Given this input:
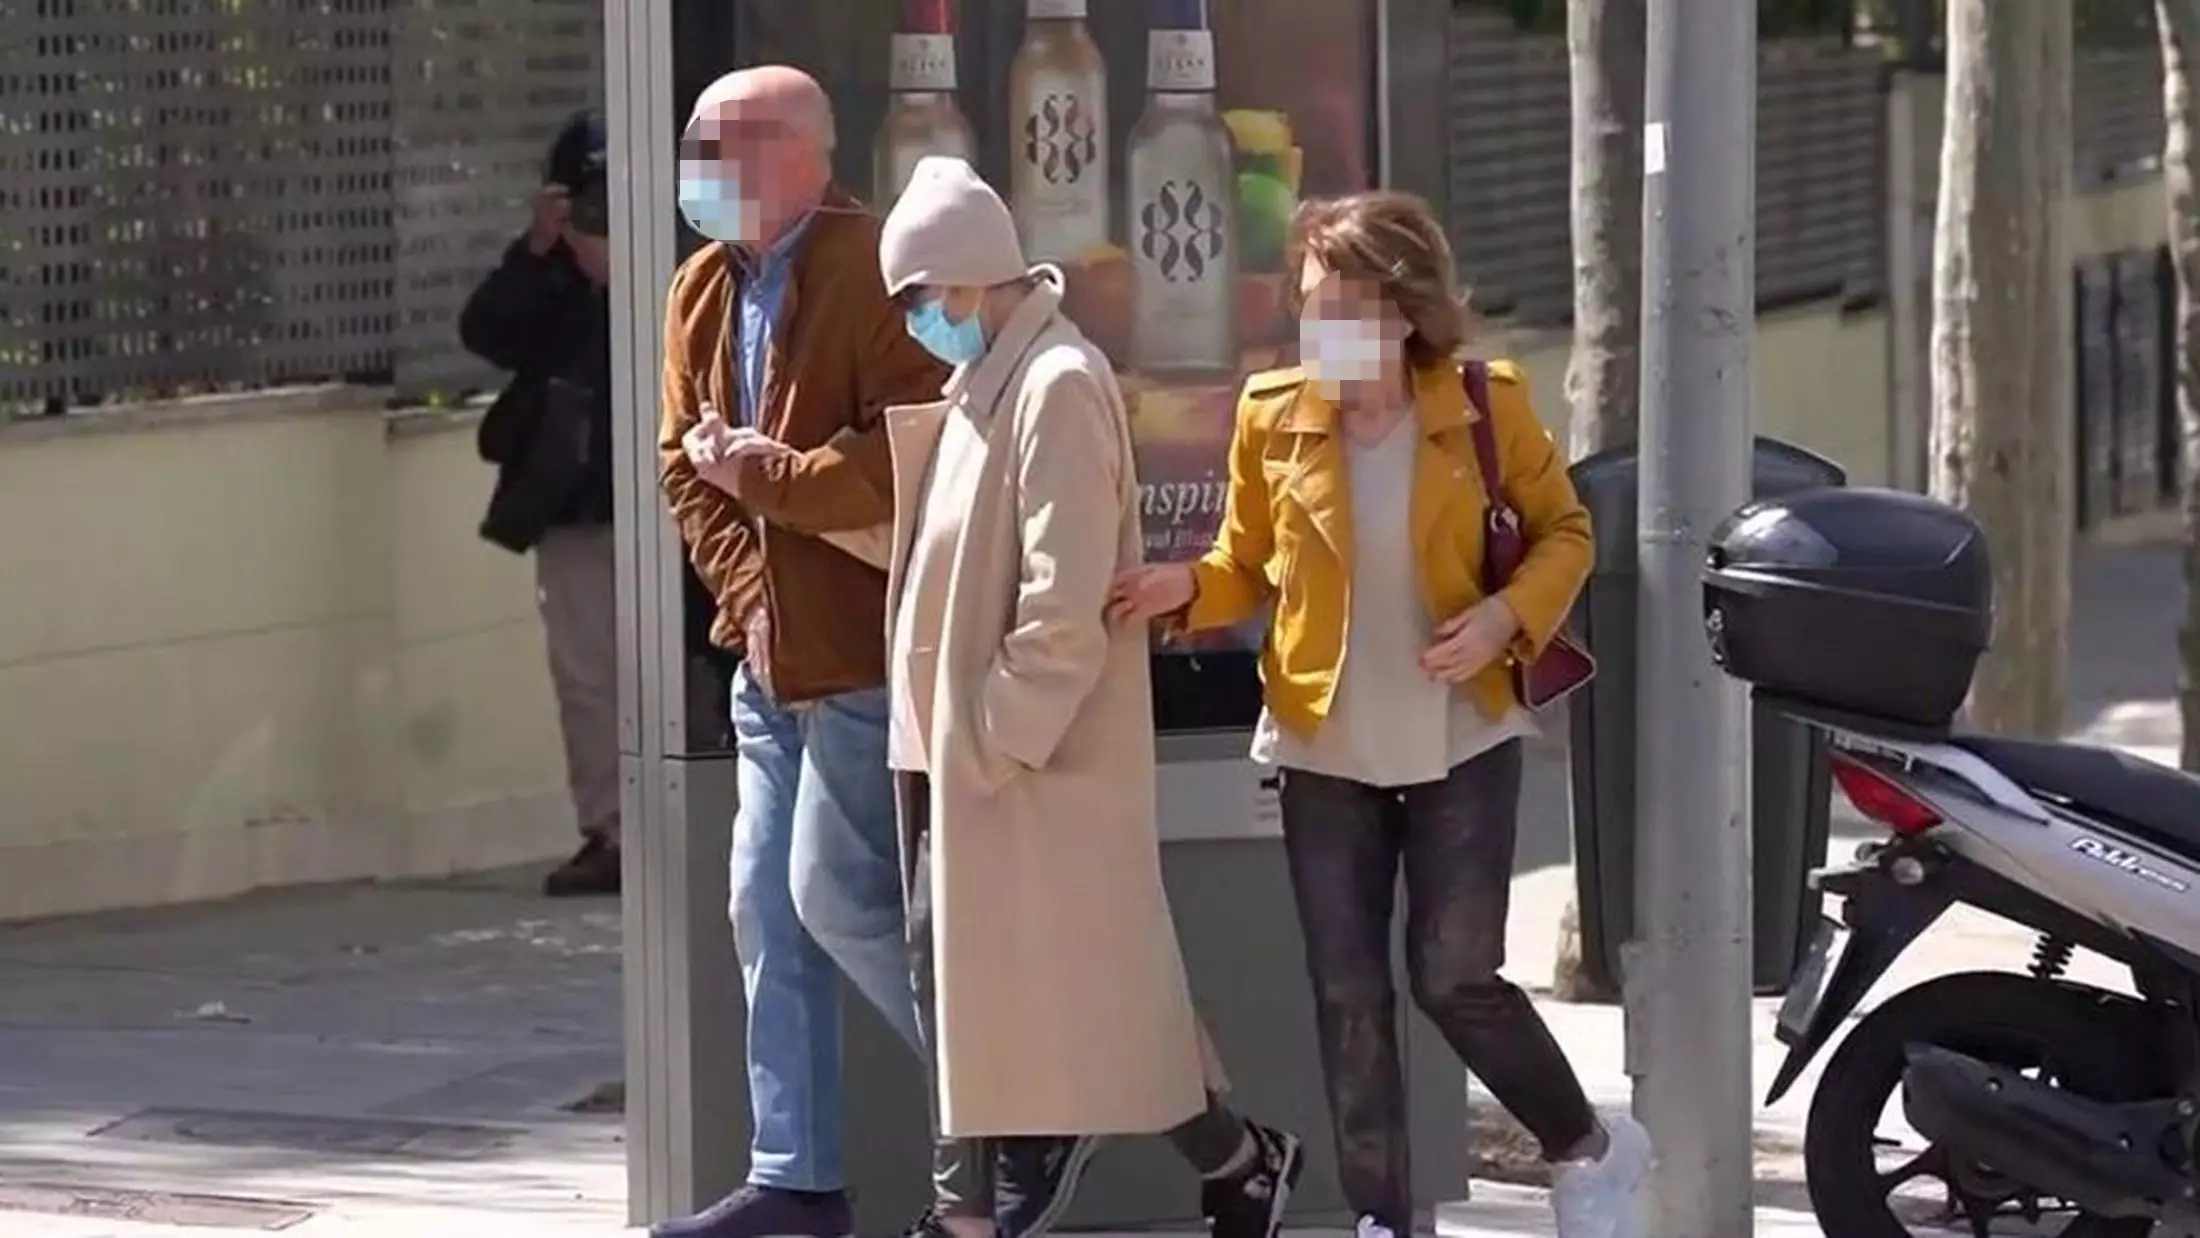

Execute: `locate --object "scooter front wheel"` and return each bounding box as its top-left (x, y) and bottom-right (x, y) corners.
top-left (1804, 970), bottom-right (2160, 1238)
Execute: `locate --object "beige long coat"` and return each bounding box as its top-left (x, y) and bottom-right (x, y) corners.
top-left (879, 274), bottom-right (1219, 1138)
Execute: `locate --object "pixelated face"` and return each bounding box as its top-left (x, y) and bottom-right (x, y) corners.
top-left (1296, 254), bottom-right (1407, 389)
top-left (677, 109), bottom-right (823, 244)
top-left (679, 113), bottom-right (793, 174)
top-left (1296, 254), bottom-right (1406, 347)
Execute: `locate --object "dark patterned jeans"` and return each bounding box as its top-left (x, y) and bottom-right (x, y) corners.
top-left (896, 774), bottom-right (1251, 1217)
top-left (1277, 741), bottom-right (1597, 1233)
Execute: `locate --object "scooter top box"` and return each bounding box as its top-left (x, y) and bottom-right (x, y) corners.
top-left (1701, 486), bottom-right (1993, 734)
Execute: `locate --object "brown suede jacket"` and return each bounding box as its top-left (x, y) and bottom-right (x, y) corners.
top-left (659, 197), bottom-right (950, 703)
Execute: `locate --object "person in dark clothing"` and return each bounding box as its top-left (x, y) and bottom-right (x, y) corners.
top-left (459, 110), bottom-right (625, 898)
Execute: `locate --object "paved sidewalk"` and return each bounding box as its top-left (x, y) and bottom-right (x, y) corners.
top-left (0, 873), bottom-right (1829, 1238)
top-left (0, 542), bottom-right (2180, 1237)
top-left (0, 870), bottom-right (628, 1237)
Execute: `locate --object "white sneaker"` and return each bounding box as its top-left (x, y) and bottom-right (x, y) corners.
top-left (1550, 1114), bottom-right (1652, 1238)
top-left (1353, 1216), bottom-right (1397, 1238)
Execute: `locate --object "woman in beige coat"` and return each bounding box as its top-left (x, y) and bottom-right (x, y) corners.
top-left (870, 156), bottom-right (1302, 1238)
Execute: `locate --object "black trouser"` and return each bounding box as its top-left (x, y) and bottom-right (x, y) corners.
top-left (896, 773), bottom-right (1252, 1217)
top-left (1276, 741), bottom-right (1597, 1233)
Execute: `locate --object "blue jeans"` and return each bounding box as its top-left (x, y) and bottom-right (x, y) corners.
top-left (729, 665), bottom-right (920, 1192)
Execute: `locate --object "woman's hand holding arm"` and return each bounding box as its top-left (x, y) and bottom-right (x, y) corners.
top-left (1106, 561), bottom-right (1196, 623)
top-left (1172, 393), bottom-right (1275, 632)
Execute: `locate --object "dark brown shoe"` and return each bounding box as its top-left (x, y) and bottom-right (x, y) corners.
top-left (544, 833), bottom-right (621, 898)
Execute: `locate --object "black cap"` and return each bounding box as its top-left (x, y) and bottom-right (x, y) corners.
top-left (544, 109), bottom-right (608, 193)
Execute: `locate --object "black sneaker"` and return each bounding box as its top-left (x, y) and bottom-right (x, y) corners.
top-left (1200, 1123), bottom-right (1304, 1238)
top-left (994, 1134), bottom-right (1102, 1238)
top-left (543, 832), bottom-right (620, 898)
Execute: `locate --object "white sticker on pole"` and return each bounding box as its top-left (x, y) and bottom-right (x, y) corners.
top-left (1644, 121), bottom-right (1668, 177)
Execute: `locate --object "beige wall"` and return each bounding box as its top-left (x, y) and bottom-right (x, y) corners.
top-left (1498, 301), bottom-right (1894, 487)
top-left (0, 391), bottom-right (574, 921)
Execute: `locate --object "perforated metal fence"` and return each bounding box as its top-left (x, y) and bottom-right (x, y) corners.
top-left (1446, 8), bottom-right (1888, 329)
top-left (0, 0), bottom-right (602, 417)
top-left (391, 0), bottom-right (604, 400)
top-left (1444, 7), bottom-right (1572, 324)
top-left (1756, 40), bottom-right (1888, 309)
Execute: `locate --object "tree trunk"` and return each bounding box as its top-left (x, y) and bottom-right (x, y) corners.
top-left (1563, 0), bottom-right (1647, 458)
top-left (1551, 0), bottom-right (1645, 1005)
top-left (1929, 0), bottom-right (2073, 741)
top-left (2158, 0), bottom-right (2200, 771)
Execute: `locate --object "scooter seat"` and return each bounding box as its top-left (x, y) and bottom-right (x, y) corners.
top-left (1954, 735), bottom-right (2200, 857)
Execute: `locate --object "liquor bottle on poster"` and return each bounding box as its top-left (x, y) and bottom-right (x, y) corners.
top-left (1008, 0), bottom-right (1109, 263)
top-left (1127, 0), bottom-right (1237, 373)
top-left (872, 0), bottom-right (977, 203)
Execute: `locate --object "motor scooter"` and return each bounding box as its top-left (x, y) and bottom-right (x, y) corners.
top-left (1702, 487), bottom-right (2200, 1237)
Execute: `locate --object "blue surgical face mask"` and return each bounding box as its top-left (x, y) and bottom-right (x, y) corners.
top-left (677, 160), bottom-right (757, 244)
top-left (905, 297), bottom-right (987, 366)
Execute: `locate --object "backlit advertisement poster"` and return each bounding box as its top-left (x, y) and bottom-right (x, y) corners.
top-left (711, 0), bottom-right (1378, 731)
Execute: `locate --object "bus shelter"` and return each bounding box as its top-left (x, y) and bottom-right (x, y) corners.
top-left (603, 1), bottom-right (1465, 1227)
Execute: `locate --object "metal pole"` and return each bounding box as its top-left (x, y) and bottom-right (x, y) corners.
top-left (1625, 0), bottom-right (1755, 1234)
top-left (606, 0), bottom-right (752, 1220)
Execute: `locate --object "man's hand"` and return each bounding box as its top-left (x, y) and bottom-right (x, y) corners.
top-left (683, 402), bottom-right (793, 497)
top-left (526, 184), bottom-right (571, 255)
top-left (1419, 596), bottom-right (1523, 684)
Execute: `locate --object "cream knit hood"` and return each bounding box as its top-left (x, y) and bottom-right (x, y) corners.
top-left (878, 156), bottom-right (1030, 295)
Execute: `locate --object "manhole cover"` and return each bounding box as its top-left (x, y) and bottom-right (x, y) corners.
top-left (0, 1182), bottom-right (318, 1230)
top-left (90, 1108), bottom-right (515, 1159)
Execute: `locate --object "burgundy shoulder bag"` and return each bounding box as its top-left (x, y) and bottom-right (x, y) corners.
top-left (1462, 360), bottom-right (1597, 710)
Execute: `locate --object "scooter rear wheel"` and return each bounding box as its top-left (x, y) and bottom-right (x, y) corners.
top-left (1804, 970), bottom-right (2162, 1238)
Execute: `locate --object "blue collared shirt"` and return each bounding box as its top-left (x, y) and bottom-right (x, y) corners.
top-left (732, 212), bottom-right (815, 426)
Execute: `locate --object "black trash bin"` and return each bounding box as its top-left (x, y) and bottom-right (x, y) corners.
top-left (1563, 437), bottom-right (1847, 997)
top-left (2114, 250), bottom-right (2164, 516)
top-left (2074, 259), bottom-right (2117, 530)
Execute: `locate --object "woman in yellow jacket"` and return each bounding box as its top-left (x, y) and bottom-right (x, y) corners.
top-left (1110, 191), bottom-right (1650, 1238)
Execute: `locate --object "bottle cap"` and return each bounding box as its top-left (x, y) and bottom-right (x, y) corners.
top-left (1027, 0), bottom-right (1086, 19)
top-left (901, 0), bottom-right (954, 35)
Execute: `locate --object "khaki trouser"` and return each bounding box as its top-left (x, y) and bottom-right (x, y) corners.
top-left (536, 523), bottom-right (620, 840)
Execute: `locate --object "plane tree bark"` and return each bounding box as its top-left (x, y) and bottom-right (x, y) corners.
top-left (1551, 0), bottom-right (1645, 1004)
top-left (1929, 0), bottom-right (2073, 740)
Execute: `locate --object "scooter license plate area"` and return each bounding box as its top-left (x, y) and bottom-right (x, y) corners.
top-left (1776, 914), bottom-right (1848, 1043)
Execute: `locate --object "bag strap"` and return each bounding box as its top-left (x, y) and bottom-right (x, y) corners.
top-left (1462, 360), bottom-right (1506, 510)
top-left (1462, 360), bottom-right (1525, 594)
